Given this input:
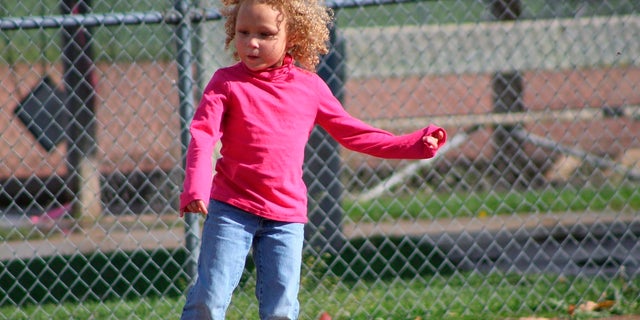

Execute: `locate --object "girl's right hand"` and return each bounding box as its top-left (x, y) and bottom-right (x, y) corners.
top-left (180, 200), bottom-right (208, 217)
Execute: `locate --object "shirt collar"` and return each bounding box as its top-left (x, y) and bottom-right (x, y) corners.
top-left (240, 54), bottom-right (294, 81)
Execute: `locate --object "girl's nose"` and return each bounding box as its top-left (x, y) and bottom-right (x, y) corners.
top-left (248, 37), bottom-right (259, 48)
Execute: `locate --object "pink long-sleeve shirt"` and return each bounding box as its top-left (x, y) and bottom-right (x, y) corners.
top-left (180, 56), bottom-right (446, 223)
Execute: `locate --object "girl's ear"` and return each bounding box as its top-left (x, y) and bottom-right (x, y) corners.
top-left (286, 39), bottom-right (296, 54)
top-left (286, 31), bottom-right (298, 50)
top-left (286, 34), bottom-right (295, 48)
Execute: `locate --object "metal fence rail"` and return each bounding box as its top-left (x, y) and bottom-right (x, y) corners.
top-left (1, 0), bottom-right (639, 319)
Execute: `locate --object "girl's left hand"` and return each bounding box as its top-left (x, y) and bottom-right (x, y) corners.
top-left (423, 129), bottom-right (445, 149)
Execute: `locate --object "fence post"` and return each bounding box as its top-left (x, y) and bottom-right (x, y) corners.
top-left (174, 0), bottom-right (200, 283)
top-left (489, 0), bottom-right (528, 190)
top-left (61, 0), bottom-right (101, 226)
top-left (192, 0), bottom-right (205, 100)
top-left (304, 26), bottom-right (346, 255)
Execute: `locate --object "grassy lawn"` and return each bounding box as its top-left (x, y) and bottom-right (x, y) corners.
top-left (2, 183), bottom-right (639, 319)
top-left (2, 270), bottom-right (639, 319)
top-left (1, 0), bottom-right (174, 63)
top-left (3, 0), bottom-right (640, 64)
top-left (344, 184), bottom-right (640, 222)
top-left (1, 184), bottom-right (638, 241)
top-left (334, 0), bottom-right (640, 28)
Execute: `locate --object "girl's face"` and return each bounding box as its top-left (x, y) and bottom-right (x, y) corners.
top-left (234, 0), bottom-right (289, 71)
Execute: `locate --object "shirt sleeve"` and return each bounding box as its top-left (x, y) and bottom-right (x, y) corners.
top-left (314, 76), bottom-right (446, 160)
top-left (179, 74), bottom-right (227, 210)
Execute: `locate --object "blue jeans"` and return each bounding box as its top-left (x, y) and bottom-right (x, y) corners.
top-left (181, 200), bottom-right (304, 320)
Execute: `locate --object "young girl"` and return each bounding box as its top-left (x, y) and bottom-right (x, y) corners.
top-left (179, 0), bottom-right (447, 318)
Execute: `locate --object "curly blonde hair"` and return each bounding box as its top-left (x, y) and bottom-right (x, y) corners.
top-left (221, 0), bottom-right (334, 71)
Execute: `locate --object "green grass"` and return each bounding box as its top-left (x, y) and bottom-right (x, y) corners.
top-left (2, 0), bottom-right (639, 64)
top-left (1, 184), bottom-right (638, 241)
top-left (2, 230), bottom-right (640, 319)
top-left (344, 184), bottom-right (640, 221)
top-left (333, 0), bottom-right (640, 27)
top-left (216, 270), bottom-right (640, 319)
top-left (1, 0), bottom-right (175, 63)
top-left (3, 270), bottom-right (639, 319)
top-left (3, 184), bottom-right (637, 318)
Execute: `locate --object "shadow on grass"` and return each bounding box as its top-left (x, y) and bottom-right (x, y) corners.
top-left (1, 235), bottom-right (449, 307)
top-left (0, 248), bottom-right (189, 307)
top-left (320, 235), bottom-right (453, 282)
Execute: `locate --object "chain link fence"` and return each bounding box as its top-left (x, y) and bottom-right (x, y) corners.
top-left (1, 0), bottom-right (639, 319)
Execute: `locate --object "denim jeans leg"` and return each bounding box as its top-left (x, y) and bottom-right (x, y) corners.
top-left (253, 220), bottom-right (304, 320)
top-left (181, 201), bottom-right (256, 320)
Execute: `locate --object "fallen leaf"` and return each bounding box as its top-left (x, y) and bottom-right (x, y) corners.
top-left (578, 301), bottom-right (600, 312)
top-left (568, 300), bottom-right (616, 315)
top-left (595, 300), bottom-right (616, 310)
